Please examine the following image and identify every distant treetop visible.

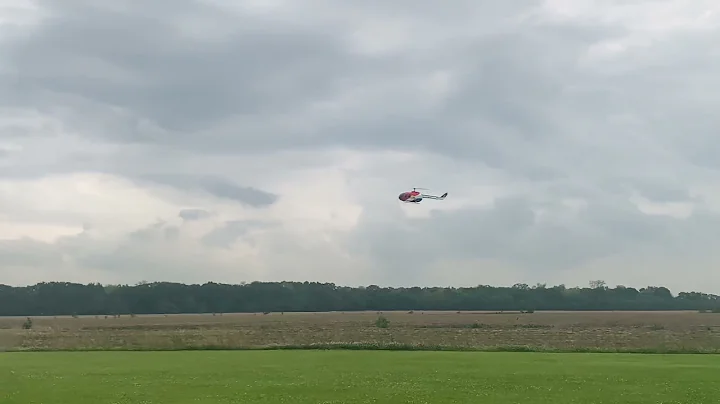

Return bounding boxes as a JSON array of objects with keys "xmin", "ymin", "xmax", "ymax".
[{"xmin": 0, "ymin": 280, "xmax": 717, "ymax": 316}]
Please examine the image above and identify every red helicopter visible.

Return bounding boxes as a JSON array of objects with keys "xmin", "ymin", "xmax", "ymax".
[{"xmin": 398, "ymin": 187, "xmax": 448, "ymax": 204}]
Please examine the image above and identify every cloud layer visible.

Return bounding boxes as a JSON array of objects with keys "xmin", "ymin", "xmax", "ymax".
[{"xmin": 1, "ymin": 0, "xmax": 720, "ymax": 292}]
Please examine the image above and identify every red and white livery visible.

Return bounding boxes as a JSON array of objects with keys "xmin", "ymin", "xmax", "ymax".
[{"xmin": 398, "ymin": 187, "xmax": 448, "ymax": 204}]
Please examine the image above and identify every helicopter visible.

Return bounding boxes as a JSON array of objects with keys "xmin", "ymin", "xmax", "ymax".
[{"xmin": 398, "ymin": 187, "xmax": 448, "ymax": 203}]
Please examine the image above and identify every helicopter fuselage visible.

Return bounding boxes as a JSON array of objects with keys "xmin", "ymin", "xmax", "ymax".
[{"xmin": 398, "ymin": 191, "xmax": 422, "ymax": 203}]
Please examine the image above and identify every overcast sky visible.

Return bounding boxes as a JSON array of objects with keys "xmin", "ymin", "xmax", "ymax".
[{"xmin": 1, "ymin": 0, "xmax": 719, "ymax": 292}]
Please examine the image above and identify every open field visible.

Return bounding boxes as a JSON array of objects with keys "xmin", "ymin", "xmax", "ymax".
[
  {"xmin": 2, "ymin": 350, "xmax": 719, "ymax": 403},
  {"xmin": 1, "ymin": 310, "xmax": 720, "ymax": 352}
]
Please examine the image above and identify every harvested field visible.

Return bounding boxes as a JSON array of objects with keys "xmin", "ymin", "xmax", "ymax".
[{"xmin": 1, "ymin": 310, "xmax": 720, "ymax": 352}]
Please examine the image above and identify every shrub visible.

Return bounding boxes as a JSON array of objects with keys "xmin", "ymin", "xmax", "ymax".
[{"xmin": 375, "ymin": 315, "xmax": 390, "ymax": 328}]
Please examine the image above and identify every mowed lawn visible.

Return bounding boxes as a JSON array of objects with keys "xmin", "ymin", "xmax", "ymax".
[{"xmin": 1, "ymin": 351, "xmax": 718, "ymax": 403}]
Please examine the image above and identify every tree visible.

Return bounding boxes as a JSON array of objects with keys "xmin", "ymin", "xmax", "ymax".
[{"xmin": 0, "ymin": 280, "xmax": 717, "ymax": 316}]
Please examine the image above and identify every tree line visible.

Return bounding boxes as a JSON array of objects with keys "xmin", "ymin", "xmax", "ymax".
[{"xmin": 0, "ymin": 280, "xmax": 718, "ymax": 316}]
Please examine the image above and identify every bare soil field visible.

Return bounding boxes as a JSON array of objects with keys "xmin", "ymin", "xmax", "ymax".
[{"xmin": 1, "ymin": 310, "xmax": 719, "ymax": 352}]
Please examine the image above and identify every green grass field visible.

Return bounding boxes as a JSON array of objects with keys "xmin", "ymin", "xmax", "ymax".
[{"xmin": 1, "ymin": 351, "xmax": 718, "ymax": 403}]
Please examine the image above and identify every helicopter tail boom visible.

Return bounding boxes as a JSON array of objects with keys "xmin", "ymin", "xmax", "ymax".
[{"xmin": 420, "ymin": 192, "xmax": 447, "ymax": 200}]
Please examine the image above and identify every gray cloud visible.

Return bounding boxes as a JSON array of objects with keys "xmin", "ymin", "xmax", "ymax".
[
  {"xmin": 1, "ymin": 1, "xmax": 720, "ymax": 291},
  {"xmin": 351, "ymin": 195, "xmax": 720, "ymax": 288},
  {"xmin": 2, "ymin": 0, "xmax": 366, "ymax": 136},
  {"xmin": 201, "ymin": 220, "xmax": 270, "ymax": 249},
  {"xmin": 137, "ymin": 174, "xmax": 277, "ymax": 206},
  {"xmin": 178, "ymin": 209, "xmax": 214, "ymax": 221},
  {"xmin": 0, "ymin": 238, "xmax": 63, "ymax": 267},
  {"xmin": 3, "ymin": 0, "xmax": 608, "ymax": 161}
]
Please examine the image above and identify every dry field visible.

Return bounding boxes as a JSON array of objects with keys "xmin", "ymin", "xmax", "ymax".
[{"xmin": 1, "ymin": 310, "xmax": 720, "ymax": 352}]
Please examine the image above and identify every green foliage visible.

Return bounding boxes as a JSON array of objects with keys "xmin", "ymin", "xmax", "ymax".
[
  {"xmin": 0, "ymin": 280, "xmax": 718, "ymax": 316},
  {"xmin": 21, "ymin": 317, "xmax": 32, "ymax": 329},
  {"xmin": 375, "ymin": 315, "xmax": 390, "ymax": 328}
]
